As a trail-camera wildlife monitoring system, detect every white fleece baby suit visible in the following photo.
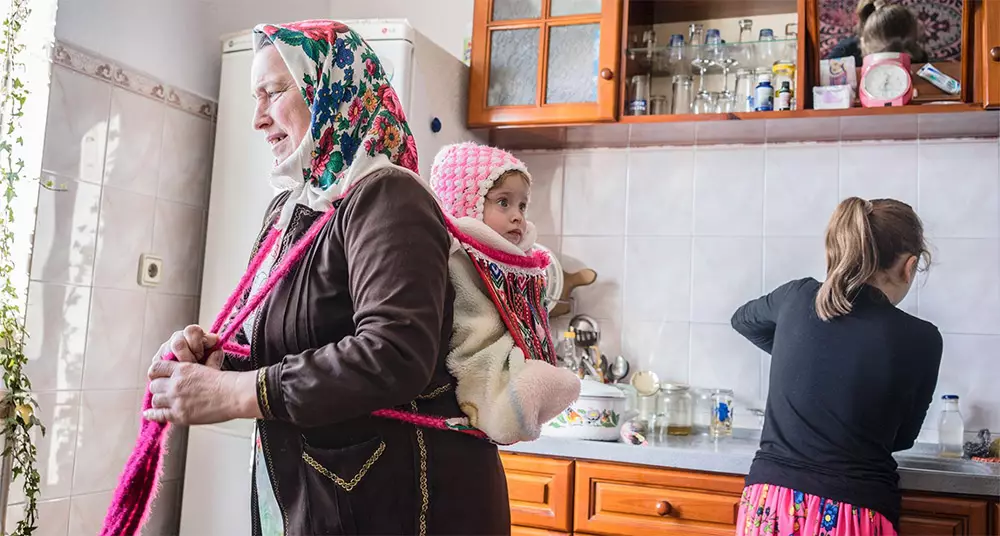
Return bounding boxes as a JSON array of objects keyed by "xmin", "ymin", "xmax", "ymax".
[{"xmin": 430, "ymin": 142, "xmax": 580, "ymax": 445}]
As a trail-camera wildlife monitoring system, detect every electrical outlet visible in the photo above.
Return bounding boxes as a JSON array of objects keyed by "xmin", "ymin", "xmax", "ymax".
[{"xmin": 138, "ymin": 254, "xmax": 163, "ymax": 287}]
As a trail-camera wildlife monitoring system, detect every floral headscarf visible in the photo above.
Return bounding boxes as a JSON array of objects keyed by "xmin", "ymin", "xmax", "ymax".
[{"xmin": 254, "ymin": 20, "xmax": 420, "ymax": 228}]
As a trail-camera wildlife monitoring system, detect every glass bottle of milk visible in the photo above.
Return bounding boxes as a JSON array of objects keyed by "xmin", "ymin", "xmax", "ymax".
[{"xmin": 937, "ymin": 395, "xmax": 965, "ymax": 458}]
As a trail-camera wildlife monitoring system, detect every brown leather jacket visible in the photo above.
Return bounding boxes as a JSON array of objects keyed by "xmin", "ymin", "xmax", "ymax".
[{"xmin": 226, "ymin": 169, "xmax": 510, "ymax": 535}]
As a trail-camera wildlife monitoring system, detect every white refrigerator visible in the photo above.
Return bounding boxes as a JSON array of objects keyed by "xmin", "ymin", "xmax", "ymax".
[{"xmin": 180, "ymin": 20, "xmax": 480, "ymax": 535}]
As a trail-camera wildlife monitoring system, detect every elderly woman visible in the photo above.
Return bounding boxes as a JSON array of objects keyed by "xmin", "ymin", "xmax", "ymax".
[{"xmin": 144, "ymin": 20, "xmax": 510, "ymax": 535}]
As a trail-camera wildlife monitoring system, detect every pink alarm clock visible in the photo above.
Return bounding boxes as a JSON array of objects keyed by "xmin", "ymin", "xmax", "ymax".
[{"xmin": 860, "ymin": 52, "xmax": 913, "ymax": 108}]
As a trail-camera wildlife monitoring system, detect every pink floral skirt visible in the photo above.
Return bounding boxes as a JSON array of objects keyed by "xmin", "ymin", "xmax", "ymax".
[{"xmin": 736, "ymin": 484, "xmax": 897, "ymax": 536}]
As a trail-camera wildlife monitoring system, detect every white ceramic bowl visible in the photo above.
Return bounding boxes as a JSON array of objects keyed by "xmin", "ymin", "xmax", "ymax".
[{"xmin": 541, "ymin": 379, "xmax": 637, "ymax": 441}]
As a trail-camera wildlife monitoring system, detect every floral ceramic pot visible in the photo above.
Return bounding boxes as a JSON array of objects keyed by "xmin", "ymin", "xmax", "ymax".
[{"xmin": 542, "ymin": 379, "xmax": 637, "ymax": 441}]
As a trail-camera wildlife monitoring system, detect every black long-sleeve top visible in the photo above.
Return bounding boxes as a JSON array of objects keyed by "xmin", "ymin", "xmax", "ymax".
[{"xmin": 731, "ymin": 278, "xmax": 943, "ymax": 528}]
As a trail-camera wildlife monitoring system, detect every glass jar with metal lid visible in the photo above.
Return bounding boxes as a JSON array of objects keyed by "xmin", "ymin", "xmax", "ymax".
[{"xmin": 655, "ymin": 384, "xmax": 693, "ymax": 438}]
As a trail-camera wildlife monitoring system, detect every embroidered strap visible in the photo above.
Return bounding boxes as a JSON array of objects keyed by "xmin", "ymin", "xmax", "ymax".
[{"xmin": 465, "ymin": 247, "xmax": 557, "ymax": 366}]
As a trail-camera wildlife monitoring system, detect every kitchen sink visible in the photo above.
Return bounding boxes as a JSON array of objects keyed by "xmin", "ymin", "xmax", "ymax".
[{"xmin": 895, "ymin": 456, "xmax": 994, "ymax": 475}]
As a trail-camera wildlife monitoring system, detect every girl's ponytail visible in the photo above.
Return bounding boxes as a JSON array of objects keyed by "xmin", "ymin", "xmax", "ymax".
[{"xmin": 816, "ymin": 197, "xmax": 880, "ymax": 320}]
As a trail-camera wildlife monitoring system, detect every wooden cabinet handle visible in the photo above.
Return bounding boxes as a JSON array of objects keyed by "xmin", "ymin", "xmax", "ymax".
[
  {"xmin": 656, "ymin": 501, "xmax": 672, "ymax": 516},
  {"xmin": 600, "ymin": 68, "xmax": 614, "ymax": 81},
  {"xmin": 992, "ymin": 47, "xmax": 1000, "ymax": 62}
]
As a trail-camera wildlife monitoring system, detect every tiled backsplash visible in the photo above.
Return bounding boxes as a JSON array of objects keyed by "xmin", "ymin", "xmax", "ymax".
[
  {"xmin": 16, "ymin": 42, "xmax": 214, "ymax": 535},
  {"xmin": 518, "ymin": 136, "xmax": 1000, "ymax": 434}
]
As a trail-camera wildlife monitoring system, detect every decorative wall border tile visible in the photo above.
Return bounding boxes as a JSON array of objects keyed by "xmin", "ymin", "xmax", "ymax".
[{"xmin": 52, "ymin": 40, "xmax": 217, "ymax": 122}]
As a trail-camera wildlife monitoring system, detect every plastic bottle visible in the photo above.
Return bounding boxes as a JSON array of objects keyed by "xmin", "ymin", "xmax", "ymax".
[
  {"xmin": 754, "ymin": 74, "xmax": 774, "ymax": 112},
  {"xmin": 775, "ymin": 81, "xmax": 792, "ymax": 111},
  {"xmin": 938, "ymin": 394, "xmax": 965, "ymax": 458}
]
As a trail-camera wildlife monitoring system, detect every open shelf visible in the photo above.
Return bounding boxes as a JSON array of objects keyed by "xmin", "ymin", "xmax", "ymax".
[
  {"xmin": 626, "ymin": 38, "xmax": 798, "ymax": 77},
  {"xmin": 619, "ymin": 102, "xmax": 986, "ymax": 124},
  {"xmin": 487, "ymin": 106, "xmax": 999, "ymax": 151}
]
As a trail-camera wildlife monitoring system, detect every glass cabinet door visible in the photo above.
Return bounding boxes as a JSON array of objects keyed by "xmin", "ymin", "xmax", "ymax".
[
  {"xmin": 549, "ymin": 0, "xmax": 601, "ymax": 17},
  {"xmin": 469, "ymin": 0, "xmax": 622, "ymax": 126},
  {"xmin": 487, "ymin": 28, "xmax": 540, "ymax": 107},
  {"xmin": 545, "ymin": 23, "xmax": 601, "ymax": 104},
  {"xmin": 492, "ymin": 0, "xmax": 542, "ymax": 21}
]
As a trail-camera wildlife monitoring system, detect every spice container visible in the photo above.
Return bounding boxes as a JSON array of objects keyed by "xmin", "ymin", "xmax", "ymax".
[
  {"xmin": 656, "ymin": 384, "xmax": 693, "ymax": 438},
  {"xmin": 710, "ymin": 389, "xmax": 734, "ymax": 438}
]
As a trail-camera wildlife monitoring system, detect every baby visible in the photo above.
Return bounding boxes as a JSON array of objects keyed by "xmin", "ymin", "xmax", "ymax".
[{"xmin": 430, "ymin": 142, "xmax": 580, "ymax": 445}]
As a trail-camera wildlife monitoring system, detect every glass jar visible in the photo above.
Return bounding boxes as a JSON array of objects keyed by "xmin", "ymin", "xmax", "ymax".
[
  {"xmin": 734, "ymin": 68, "xmax": 755, "ymax": 112},
  {"xmin": 710, "ymin": 389, "xmax": 734, "ymax": 438},
  {"xmin": 691, "ymin": 388, "xmax": 713, "ymax": 435},
  {"xmin": 670, "ymin": 75, "xmax": 693, "ymax": 115},
  {"xmin": 657, "ymin": 384, "xmax": 693, "ymax": 437}
]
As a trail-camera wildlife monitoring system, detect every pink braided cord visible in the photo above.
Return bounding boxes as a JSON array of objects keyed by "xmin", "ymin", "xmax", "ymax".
[
  {"xmin": 222, "ymin": 341, "xmax": 251, "ymax": 357},
  {"xmin": 371, "ymin": 409, "xmax": 489, "ymax": 440},
  {"xmin": 211, "ymin": 228, "xmax": 281, "ymax": 335}
]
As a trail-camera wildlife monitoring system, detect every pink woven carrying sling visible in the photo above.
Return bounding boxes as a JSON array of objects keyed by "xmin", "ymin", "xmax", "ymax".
[{"xmin": 101, "ymin": 200, "xmax": 487, "ymax": 536}]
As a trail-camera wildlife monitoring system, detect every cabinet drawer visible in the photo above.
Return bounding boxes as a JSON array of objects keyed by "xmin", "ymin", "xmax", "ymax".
[
  {"xmin": 574, "ymin": 461, "xmax": 745, "ymax": 536},
  {"xmin": 899, "ymin": 494, "xmax": 989, "ymax": 536},
  {"xmin": 501, "ymin": 453, "xmax": 574, "ymax": 532}
]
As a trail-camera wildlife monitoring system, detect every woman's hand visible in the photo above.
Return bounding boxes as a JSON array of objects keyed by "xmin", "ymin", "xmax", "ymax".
[
  {"xmin": 143, "ymin": 362, "xmax": 261, "ymax": 424},
  {"xmin": 158, "ymin": 325, "xmax": 222, "ymax": 368},
  {"xmin": 143, "ymin": 324, "xmax": 262, "ymax": 424}
]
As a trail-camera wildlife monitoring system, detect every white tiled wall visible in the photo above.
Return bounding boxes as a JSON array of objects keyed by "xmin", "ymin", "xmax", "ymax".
[
  {"xmin": 16, "ymin": 62, "xmax": 214, "ymax": 535},
  {"xmin": 520, "ymin": 136, "xmax": 1000, "ymax": 434}
]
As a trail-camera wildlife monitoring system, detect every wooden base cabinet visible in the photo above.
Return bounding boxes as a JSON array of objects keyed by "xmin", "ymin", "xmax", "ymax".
[
  {"xmin": 502, "ymin": 453, "xmax": 998, "ymax": 536},
  {"xmin": 899, "ymin": 495, "xmax": 990, "ymax": 536},
  {"xmin": 501, "ymin": 454, "xmax": 574, "ymax": 533},
  {"xmin": 573, "ymin": 461, "xmax": 745, "ymax": 535}
]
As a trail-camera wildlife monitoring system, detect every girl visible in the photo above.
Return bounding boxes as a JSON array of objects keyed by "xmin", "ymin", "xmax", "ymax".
[
  {"xmin": 429, "ymin": 142, "xmax": 580, "ymax": 445},
  {"xmin": 731, "ymin": 197, "xmax": 942, "ymax": 536},
  {"xmin": 829, "ymin": 0, "xmax": 927, "ymax": 66}
]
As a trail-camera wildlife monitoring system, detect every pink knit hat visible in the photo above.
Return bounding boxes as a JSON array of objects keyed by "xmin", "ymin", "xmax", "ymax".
[{"xmin": 430, "ymin": 142, "xmax": 532, "ymax": 220}]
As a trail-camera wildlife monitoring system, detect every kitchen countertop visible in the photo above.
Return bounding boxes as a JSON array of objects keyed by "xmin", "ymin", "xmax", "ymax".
[{"xmin": 500, "ymin": 433, "xmax": 1000, "ymax": 497}]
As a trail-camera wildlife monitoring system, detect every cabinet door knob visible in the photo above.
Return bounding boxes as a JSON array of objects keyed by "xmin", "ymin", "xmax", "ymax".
[
  {"xmin": 992, "ymin": 47, "xmax": 1000, "ymax": 62},
  {"xmin": 600, "ymin": 68, "xmax": 614, "ymax": 81},
  {"xmin": 656, "ymin": 501, "xmax": 672, "ymax": 516}
]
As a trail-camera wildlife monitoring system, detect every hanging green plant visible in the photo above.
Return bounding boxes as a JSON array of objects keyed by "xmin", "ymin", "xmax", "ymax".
[{"xmin": 0, "ymin": 0, "xmax": 45, "ymax": 534}]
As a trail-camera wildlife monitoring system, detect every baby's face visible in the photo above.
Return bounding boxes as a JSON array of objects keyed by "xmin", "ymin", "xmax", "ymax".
[{"xmin": 483, "ymin": 172, "xmax": 530, "ymax": 245}]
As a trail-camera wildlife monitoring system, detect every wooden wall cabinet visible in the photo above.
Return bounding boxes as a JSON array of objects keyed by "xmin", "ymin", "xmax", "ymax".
[
  {"xmin": 467, "ymin": 0, "xmax": 623, "ymax": 127},
  {"xmin": 469, "ymin": 0, "xmax": 1000, "ymax": 129},
  {"xmin": 502, "ymin": 453, "xmax": 999, "ymax": 536},
  {"xmin": 982, "ymin": 0, "xmax": 1000, "ymax": 108}
]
